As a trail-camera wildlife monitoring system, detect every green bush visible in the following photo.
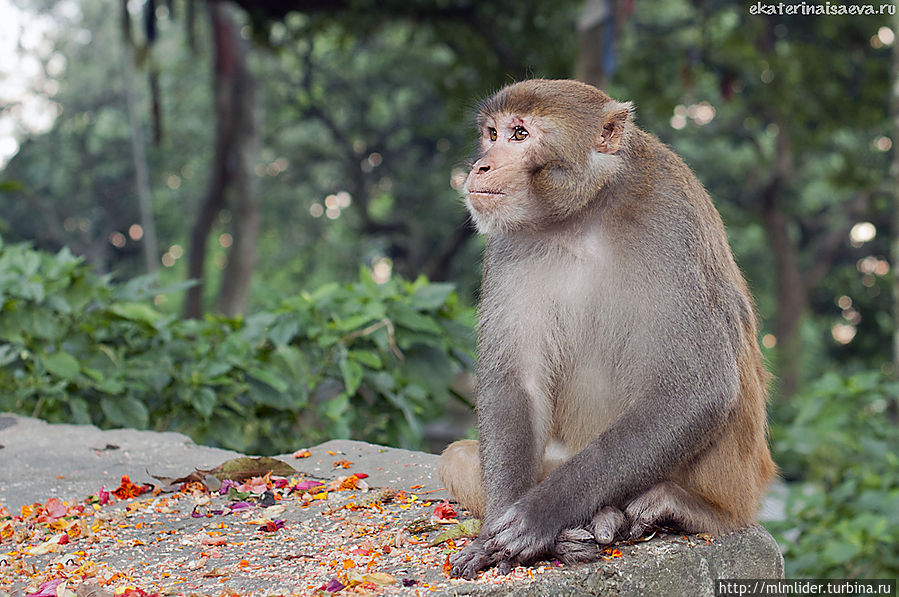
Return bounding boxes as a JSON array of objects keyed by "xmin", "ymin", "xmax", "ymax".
[
  {"xmin": 0, "ymin": 237, "xmax": 475, "ymax": 453},
  {"xmin": 768, "ymin": 371, "xmax": 899, "ymax": 578}
]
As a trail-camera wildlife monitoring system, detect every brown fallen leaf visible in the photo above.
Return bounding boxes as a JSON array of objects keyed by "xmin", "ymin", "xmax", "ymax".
[
  {"xmin": 429, "ymin": 518, "xmax": 482, "ymax": 547},
  {"xmin": 152, "ymin": 457, "xmax": 297, "ymax": 490},
  {"xmin": 75, "ymin": 583, "xmax": 113, "ymax": 597},
  {"xmin": 364, "ymin": 571, "xmax": 397, "ymax": 585},
  {"xmin": 201, "ymin": 456, "xmax": 298, "ymax": 481},
  {"xmin": 149, "ymin": 470, "xmax": 222, "ymax": 493},
  {"xmin": 202, "ymin": 567, "xmax": 229, "ymax": 578}
]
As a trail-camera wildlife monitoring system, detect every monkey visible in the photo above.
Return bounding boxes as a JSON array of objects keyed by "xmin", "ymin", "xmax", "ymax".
[{"xmin": 437, "ymin": 79, "xmax": 776, "ymax": 579}]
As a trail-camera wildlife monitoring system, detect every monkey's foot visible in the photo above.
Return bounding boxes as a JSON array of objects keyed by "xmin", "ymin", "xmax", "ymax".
[
  {"xmin": 592, "ymin": 505, "xmax": 627, "ymax": 544},
  {"xmin": 449, "ymin": 540, "xmax": 514, "ymax": 579},
  {"xmin": 624, "ymin": 481, "xmax": 725, "ymax": 539},
  {"xmin": 553, "ymin": 528, "xmax": 605, "ymax": 564},
  {"xmin": 481, "ymin": 502, "xmax": 560, "ymax": 564}
]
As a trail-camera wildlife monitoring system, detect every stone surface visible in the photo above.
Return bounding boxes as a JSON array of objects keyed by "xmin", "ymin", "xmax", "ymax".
[
  {"xmin": 0, "ymin": 413, "xmax": 784, "ymax": 596},
  {"xmin": 0, "ymin": 413, "xmax": 240, "ymax": 510}
]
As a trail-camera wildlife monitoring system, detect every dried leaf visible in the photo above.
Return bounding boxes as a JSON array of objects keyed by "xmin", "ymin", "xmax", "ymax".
[
  {"xmin": 150, "ymin": 470, "xmax": 222, "ymax": 493},
  {"xmin": 43, "ymin": 497, "xmax": 67, "ymax": 520},
  {"xmin": 432, "ymin": 500, "xmax": 457, "ymax": 520},
  {"xmin": 198, "ymin": 457, "xmax": 297, "ymax": 482},
  {"xmin": 346, "ymin": 568, "xmax": 365, "ymax": 585},
  {"xmin": 353, "ymin": 487, "xmax": 396, "ymax": 509},
  {"xmin": 405, "ymin": 516, "xmax": 441, "ymax": 535},
  {"xmin": 111, "ymin": 475, "xmax": 151, "ymax": 500},
  {"xmin": 363, "ymin": 572, "xmax": 396, "ymax": 586},
  {"xmin": 75, "ymin": 583, "xmax": 113, "ymax": 597},
  {"xmin": 429, "ymin": 518, "xmax": 481, "ymax": 546},
  {"xmin": 201, "ymin": 567, "xmax": 229, "ymax": 578}
]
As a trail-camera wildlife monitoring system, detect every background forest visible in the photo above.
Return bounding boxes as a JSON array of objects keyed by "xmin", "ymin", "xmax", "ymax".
[{"xmin": 0, "ymin": 0, "xmax": 897, "ymax": 580}]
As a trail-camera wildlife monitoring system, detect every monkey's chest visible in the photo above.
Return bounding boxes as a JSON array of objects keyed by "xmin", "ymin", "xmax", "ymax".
[{"xmin": 493, "ymin": 259, "xmax": 628, "ymax": 449}]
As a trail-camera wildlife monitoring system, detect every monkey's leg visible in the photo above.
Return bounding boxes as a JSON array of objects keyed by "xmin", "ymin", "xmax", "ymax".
[
  {"xmin": 441, "ymin": 438, "xmax": 571, "ymax": 575},
  {"xmin": 437, "ymin": 439, "xmax": 486, "ymax": 518},
  {"xmin": 625, "ymin": 481, "xmax": 728, "ymax": 539}
]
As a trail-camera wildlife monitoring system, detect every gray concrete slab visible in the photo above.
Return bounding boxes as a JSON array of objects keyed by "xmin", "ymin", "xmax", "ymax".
[
  {"xmin": 0, "ymin": 413, "xmax": 241, "ymax": 510},
  {"xmin": 0, "ymin": 414, "xmax": 783, "ymax": 596}
]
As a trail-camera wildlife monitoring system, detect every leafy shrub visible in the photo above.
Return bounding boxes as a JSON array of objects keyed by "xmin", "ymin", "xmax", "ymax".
[
  {"xmin": 0, "ymin": 237, "xmax": 475, "ymax": 453},
  {"xmin": 768, "ymin": 371, "xmax": 899, "ymax": 578}
]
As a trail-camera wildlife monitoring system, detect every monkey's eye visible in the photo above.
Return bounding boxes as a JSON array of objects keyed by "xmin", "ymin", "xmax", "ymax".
[
  {"xmin": 511, "ymin": 126, "xmax": 529, "ymax": 141},
  {"xmin": 487, "ymin": 127, "xmax": 498, "ymax": 142}
]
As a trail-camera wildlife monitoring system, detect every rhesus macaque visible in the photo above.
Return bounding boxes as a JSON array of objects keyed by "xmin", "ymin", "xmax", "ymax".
[{"xmin": 437, "ymin": 79, "xmax": 776, "ymax": 579}]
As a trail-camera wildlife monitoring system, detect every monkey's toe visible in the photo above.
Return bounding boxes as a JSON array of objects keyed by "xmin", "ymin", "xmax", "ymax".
[
  {"xmin": 450, "ymin": 541, "xmax": 491, "ymax": 579},
  {"xmin": 553, "ymin": 528, "xmax": 603, "ymax": 564},
  {"xmin": 592, "ymin": 506, "xmax": 627, "ymax": 545},
  {"xmin": 495, "ymin": 559, "xmax": 514, "ymax": 575}
]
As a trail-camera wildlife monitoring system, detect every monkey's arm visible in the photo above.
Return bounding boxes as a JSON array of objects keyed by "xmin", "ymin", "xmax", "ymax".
[
  {"xmin": 480, "ymin": 318, "xmax": 741, "ymax": 564},
  {"xmin": 476, "ymin": 371, "xmax": 546, "ymax": 518},
  {"xmin": 449, "ymin": 339, "xmax": 550, "ymax": 578}
]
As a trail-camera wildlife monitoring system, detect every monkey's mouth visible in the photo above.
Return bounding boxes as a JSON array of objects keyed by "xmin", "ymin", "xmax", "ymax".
[{"xmin": 467, "ymin": 190, "xmax": 505, "ymax": 212}]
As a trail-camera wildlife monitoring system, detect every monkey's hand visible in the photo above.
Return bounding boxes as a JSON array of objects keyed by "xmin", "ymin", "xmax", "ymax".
[
  {"xmin": 449, "ymin": 538, "xmax": 515, "ymax": 579},
  {"xmin": 480, "ymin": 498, "xmax": 560, "ymax": 564}
]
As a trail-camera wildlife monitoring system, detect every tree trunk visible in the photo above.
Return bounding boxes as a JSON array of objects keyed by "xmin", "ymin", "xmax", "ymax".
[
  {"xmin": 892, "ymin": 4, "xmax": 899, "ymax": 376},
  {"xmin": 216, "ymin": 62, "xmax": 260, "ymax": 316},
  {"xmin": 762, "ymin": 190, "xmax": 805, "ymax": 399},
  {"xmin": 576, "ymin": 0, "xmax": 619, "ymax": 88},
  {"xmin": 760, "ymin": 127, "xmax": 804, "ymax": 399},
  {"xmin": 120, "ymin": 0, "xmax": 159, "ymax": 275},
  {"xmin": 424, "ymin": 222, "xmax": 474, "ymax": 282},
  {"xmin": 184, "ymin": 2, "xmax": 259, "ymax": 318}
]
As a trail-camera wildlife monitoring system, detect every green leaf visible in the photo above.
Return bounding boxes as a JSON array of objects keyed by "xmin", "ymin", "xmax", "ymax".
[
  {"xmin": 246, "ymin": 367, "xmax": 289, "ymax": 394},
  {"xmin": 108, "ymin": 302, "xmax": 162, "ymax": 325},
  {"xmin": 323, "ymin": 393, "xmax": 350, "ymax": 421},
  {"xmin": 0, "ymin": 180, "xmax": 23, "ymax": 192},
  {"xmin": 392, "ymin": 305, "xmax": 443, "ymax": 335},
  {"xmin": 100, "ymin": 395, "xmax": 149, "ymax": 429},
  {"xmin": 22, "ymin": 309, "xmax": 60, "ymax": 340},
  {"xmin": 409, "ymin": 282, "xmax": 455, "ymax": 310},
  {"xmin": 429, "ymin": 519, "xmax": 481, "ymax": 546},
  {"xmin": 68, "ymin": 397, "xmax": 91, "ymax": 424},
  {"xmin": 267, "ymin": 318, "xmax": 300, "ymax": 346},
  {"xmin": 334, "ymin": 313, "xmax": 377, "ymax": 332},
  {"xmin": 340, "ymin": 354, "xmax": 364, "ymax": 395},
  {"xmin": 18, "ymin": 280, "xmax": 45, "ymax": 302},
  {"xmin": 349, "ymin": 349, "xmax": 382, "ymax": 369},
  {"xmin": 194, "ymin": 387, "xmax": 217, "ymax": 418},
  {"xmin": 94, "ymin": 377, "xmax": 124, "ymax": 394},
  {"xmin": 42, "ymin": 351, "xmax": 81, "ymax": 379},
  {"xmin": 0, "ymin": 344, "xmax": 17, "ymax": 366}
]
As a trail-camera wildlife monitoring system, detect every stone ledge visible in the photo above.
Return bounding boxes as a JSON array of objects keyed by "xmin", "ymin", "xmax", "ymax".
[{"xmin": 0, "ymin": 414, "xmax": 784, "ymax": 596}]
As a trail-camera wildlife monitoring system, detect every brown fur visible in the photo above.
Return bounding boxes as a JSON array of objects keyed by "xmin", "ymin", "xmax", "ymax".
[{"xmin": 439, "ymin": 79, "xmax": 776, "ymax": 578}]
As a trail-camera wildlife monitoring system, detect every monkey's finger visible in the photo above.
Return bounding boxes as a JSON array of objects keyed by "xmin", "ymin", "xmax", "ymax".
[
  {"xmin": 496, "ymin": 559, "xmax": 515, "ymax": 576},
  {"xmin": 449, "ymin": 542, "xmax": 492, "ymax": 579}
]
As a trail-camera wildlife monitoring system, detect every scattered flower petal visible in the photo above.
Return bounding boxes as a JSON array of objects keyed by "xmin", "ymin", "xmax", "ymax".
[{"xmin": 432, "ymin": 500, "xmax": 457, "ymax": 520}]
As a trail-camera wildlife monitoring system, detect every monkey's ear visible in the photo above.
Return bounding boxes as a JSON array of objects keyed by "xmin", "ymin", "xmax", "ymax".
[{"xmin": 596, "ymin": 101, "xmax": 632, "ymax": 155}]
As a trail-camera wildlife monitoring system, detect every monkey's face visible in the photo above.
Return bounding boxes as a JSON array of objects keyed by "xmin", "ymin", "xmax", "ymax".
[
  {"xmin": 464, "ymin": 112, "xmax": 550, "ymax": 235},
  {"xmin": 463, "ymin": 80, "xmax": 632, "ymax": 235}
]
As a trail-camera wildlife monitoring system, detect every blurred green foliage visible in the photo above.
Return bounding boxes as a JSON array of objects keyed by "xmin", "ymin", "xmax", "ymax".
[
  {"xmin": 0, "ymin": 236, "xmax": 474, "ymax": 453},
  {"xmin": 768, "ymin": 372, "xmax": 899, "ymax": 578}
]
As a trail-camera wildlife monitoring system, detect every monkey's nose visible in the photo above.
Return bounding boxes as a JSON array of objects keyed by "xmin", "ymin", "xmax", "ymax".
[{"xmin": 478, "ymin": 164, "xmax": 491, "ymax": 174}]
